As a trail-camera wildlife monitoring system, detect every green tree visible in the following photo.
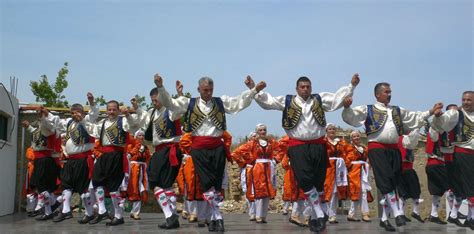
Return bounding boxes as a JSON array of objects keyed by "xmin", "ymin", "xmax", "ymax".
[{"xmin": 30, "ymin": 62, "xmax": 70, "ymax": 108}]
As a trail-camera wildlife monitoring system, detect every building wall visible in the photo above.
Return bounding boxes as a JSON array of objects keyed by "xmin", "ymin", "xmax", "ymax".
[{"xmin": 0, "ymin": 89, "xmax": 19, "ymax": 216}]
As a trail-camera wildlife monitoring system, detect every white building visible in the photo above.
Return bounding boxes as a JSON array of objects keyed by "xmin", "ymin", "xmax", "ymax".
[{"xmin": 0, "ymin": 88, "xmax": 19, "ymax": 216}]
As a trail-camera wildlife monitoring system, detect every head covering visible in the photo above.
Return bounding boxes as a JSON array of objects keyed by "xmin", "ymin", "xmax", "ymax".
[
  {"xmin": 255, "ymin": 123, "xmax": 267, "ymax": 132},
  {"xmin": 134, "ymin": 129, "xmax": 145, "ymax": 138},
  {"xmin": 248, "ymin": 132, "xmax": 257, "ymax": 139},
  {"xmin": 350, "ymin": 130, "xmax": 361, "ymax": 140},
  {"xmin": 325, "ymin": 123, "xmax": 336, "ymax": 129}
]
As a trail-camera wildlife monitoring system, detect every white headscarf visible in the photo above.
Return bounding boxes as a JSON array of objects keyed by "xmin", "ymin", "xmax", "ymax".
[
  {"xmin": 134, "ymin": 129, "xmax": 145, "ymax": 138},
  {"xmin": 325, "ymin": 123, "xmax": 336, "ymax": 129},
  {"xmin": 255, "ymin": 123, "xmax": 267, "ymax": 132},
  {"xmin": 247, "ymin": 132, "xmax": 257, "ymax": 139}
]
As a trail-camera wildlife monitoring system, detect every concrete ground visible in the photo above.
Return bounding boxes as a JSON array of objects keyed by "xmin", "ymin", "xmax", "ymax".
[{"xmin": 0, "ymin": 213, "xmax": 472, "ymax": 233}]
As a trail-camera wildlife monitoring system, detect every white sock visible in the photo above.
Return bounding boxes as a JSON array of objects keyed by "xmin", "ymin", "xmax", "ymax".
[
  {"xmin": 304, "ymin": 187, "xmax": 324, "ymax": 219},
  {"xmin": 110, "ymin": 191, "xmax": 123, "ymax": 219},
  {"xmin": 94, "ymin": 186, "xmax": 107, "ymax": 215},
  {"xmin": 431, "ymin": 195, "xmax": 440, "ymax": 217},
  {"xmin": 249, "ymin": 201, "xmax": 256, "ymax": 217},
  {"xmin": 328, "ymin": 193, "xmax": 338, "ymax": 217},
  {"xmin": 80, "ymin": 192, "xmax": 94, "ymax": 217},
  {"xmin": 386, "ymin": 191, "xmax": 401, "ymax": 217},
  {"xmin": 291, "ymin": 201, "xmax": 299, "ymax": 217},
  {"xmin": 361, "ymin": 191, "xmax": 369, "ymax": 214},
  {"xmin": 26, "ymin": 193, "xmax": 37, "ymax": 212},
  {"xmin": 36, "ymin": 193, "xmax": 45, "ymax": 211},
  {"xmin": 399, "ymin": 198, "xmax": 406, "ymax": 215},
  {"xmin": 255, "ymin": 199, "xmax": 264, "ymax": 218},
  {"xmin": 154, "ymin": 188, "xmax": 172, "ymax": 218},
  {"xmin": 283, "ymin": 201, "xmax": 290, "ymax": 212},
  {"xmin": 446, "ymin": 191, "xmax": 454, "ymax": 210},
  {"xmin": 131, "ymin": 201, "xmax": 141, "ymax": 215},
  {"xmin": 450, "ymin": 197, "xmax": 462, "ymax": 219},
  {"xmin": 164, "ymin": 189, "xmax": 178, "ymax": 215},
  {"xmin": 61, "ymin": 189, "xmax": 72, "ymax": 213},
  {"xmin": 41, "ymin": 191, "xmax": 52, "ymax": 215},
  {"xmin": 197, "ymin": 200, "xmax": 208, "ymax": 221},
  {"xmin": 348, "ymin": 201, "xmax": 357, "ymax": 217}
]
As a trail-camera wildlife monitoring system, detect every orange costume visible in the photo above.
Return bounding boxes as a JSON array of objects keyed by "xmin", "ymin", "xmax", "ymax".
[
  {"xmin": 345, "ymin": 144, "xmax": 371, "ymax": 201},
  {"xmin": 231, "ymin": 137, "xmax": 279, "ymax": 201},
  {"xmin": 324, "ymin": 138, "xmax": 349, "ymax": 202},
  {"xmin": 126, "ymin": 139, "xmax": 152, "ymax": 202}
]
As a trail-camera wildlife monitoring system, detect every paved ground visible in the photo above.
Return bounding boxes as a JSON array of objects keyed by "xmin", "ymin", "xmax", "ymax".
[{"xmin": 0, "ymin": 213, "xmax": 472, "ymax": 233}]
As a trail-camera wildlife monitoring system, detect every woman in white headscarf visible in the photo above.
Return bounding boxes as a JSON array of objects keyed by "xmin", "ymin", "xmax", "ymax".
[
  {"xmin": 231, "ymin": 123, "xmax": 280, "ymax": 223},
  {"xmin": 127, "ymin": 130, "xmax": 151, "ymax": 220},
  {"xmin": 345, "ymin": 130, "xmax": 371, "ymax": 222}
]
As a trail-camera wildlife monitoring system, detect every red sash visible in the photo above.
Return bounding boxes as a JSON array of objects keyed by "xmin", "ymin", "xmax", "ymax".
[
  {"xmin": 155, "ymin": 143, "xmax": 179, "ymax": 167},
  {"xmin": 192, "ymin": 136, "xmax": 231, "ymax": 162},
  {"xmin": 33, "ymin": 150, "xmax": 52, "ymax": 159},
  {"xmin": 68, "ymin": 151, "xmax": 94, "ymax": 179},
  {"xmin": 288, "ymin": 137, "xmax": 325, "ymax": 147},
  {"xmin": 368, "ymin": 142, "xmax": 398, "ymax": 150},
  {"xmin": 454, "ymin": 146, "xmax": 474, "ymax": 155}
]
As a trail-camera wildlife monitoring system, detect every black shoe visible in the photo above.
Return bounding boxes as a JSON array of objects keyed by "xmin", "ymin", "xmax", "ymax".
[
  {"xmin": 428, "ymin": 216, "xmax": 447, "ymax": 225},
  {"xmin": 447, "ymin": 216, "xmax": 466, "ymax": 227},
  {"xmin": 28, "ymin": 208, "xmax": 44, "ymax": 217},
  {"xmin": 208, "ymin": 220, "xmax": 217, "ymax": 232},
  {"xmin": 78, "ymin": 215, "xmax": 94, "ymax": 224},
  {"xmin": 317, "ymin": 218, "xmax": 326, "ymax": 232},
  {"xmin": 458, "ymin": 212, "xmax": 467, "ymax": 220},
  {"xmin": 309, "ymin": 219, "xmax": 320, "ymax": 232},
  {"xmin": 89, "ymin": 213, "xmax": 109, "ymax": 225},
  {"xmin": 50, "ymin": 202, "xmax": 61, "ymax": 215},
  {"xmin": 323, "ymin": 214, "xmax": 329, "ymax": 223},
  {"xmin": 411, "ymin": 213, "xmax": 424, "ymax": 223},
  {"xmin": 395, "ymin": 215, "xmax": 407, "ymax": 226},
  {"xmin": 35, "ymin": 213, "xmax": 54, "ymax": 221},
  {"xmin": 468, "ymin": 219, "xmax": 474, "ymax": 230},
  {"xmin": 106, "ymin": 217, "xmax": 124, "ymax": 226},
  {"xmin": 158, "ymin": 214, "xmax": 180, "ymax": 229},
  {"xmin": 52, "ymin": 211, "xmax": 73, "ymax": 222},
  {"xmin": 379, "ymin": 220, "xmax": 396, "ymax": 232},
  {"xmin": 402, "ymin": 214, "xmax": 411, "ymax": 222},
  {"xmin": 216, "ymin": 219, "xmax": 225, "ymax": 232}
]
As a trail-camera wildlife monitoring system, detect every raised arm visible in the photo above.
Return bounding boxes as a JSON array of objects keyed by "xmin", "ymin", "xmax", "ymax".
[
  {"xmin": 400, "ymin": 102, "xmax": 442, "ymax": 131},
  {"xmin": 431, "ymin": 109, "xmax": 459, "ymax": 133},
  {"xmin": 220, "ymin": 76, "xmax": 263, "ymax": 114},
  {"xmin": 320, "ymin": 73, "xmax": 359, "ymax": 112},
  {"xmin": 154, "ymin": 73, "xmax": 189, "ymax": 116},
  {"xmin": 342, "ymin": 96, "xmax": 368, "ymax": 128}
]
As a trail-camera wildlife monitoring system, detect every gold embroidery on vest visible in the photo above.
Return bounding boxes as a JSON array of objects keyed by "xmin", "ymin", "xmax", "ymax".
[
  {"xmin": 105, "ymin": 120, "xmax": 123, "ymax": 144},
  {"xmin": 66, "ymin": 122, "xmax": 83, "ymax": 145},
  {"xmin": 457, "ymin": 114, "xmax": 474, "ymax": 143}
]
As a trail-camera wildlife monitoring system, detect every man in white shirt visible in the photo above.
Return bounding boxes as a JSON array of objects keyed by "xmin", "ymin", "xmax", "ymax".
[
  {"xmin": 253, "ymin": 73, "xmax": 360, "ymax": 232},
  {"xmin": 342, "ymin": 82, "xmax": 442, "ymax": 231},
  {"xmin": 155, "ymin": 73, "xmax": 265, "ymax": 232},
  {"xmin": 431, "ymin": 90, "xmax": 474, "ymax": 230}
]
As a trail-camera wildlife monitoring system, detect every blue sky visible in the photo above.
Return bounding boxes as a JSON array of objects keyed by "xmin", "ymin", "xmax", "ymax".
[{"xmin": 1, "ymin": 0, "xmax": 472, "ymax": 140}]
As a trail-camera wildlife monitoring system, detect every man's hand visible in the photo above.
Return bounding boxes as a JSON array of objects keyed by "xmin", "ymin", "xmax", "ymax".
[
  {"xmin": 120, "ymin": 106, "xmax": 130, "ymax": 117},
  {"xmin": 343, "ymin": 96, "xmax": 353, "ymax": 108},
  {"xmin": 430, "ymin": 102, "xmax": 444, "ymax": 116},
  {"xmin": 21, "ymin": 120, "xmax": 30, "ymax": 128},
  {"xmin": 37, "ymin": 106, "xmax": 48, "ymax": 118},
  {"xmin": 351, "ymin": 73, "xmax": 360, "ymax": 87},
  {"xmin": 255, "ymin": 81, "xmax": 267, "ymax": 92},
  {"xmin": 87, "ymin": 92, "xmax": 95, "ymax": 106},
  {"xmin": 245, "ymin": 75, "xmax": 256, "ymax": 90},
  {"xmin": 154, "ymin": 73, "xmax": 163, "ymax": 87},
  {"xmin": 176, "ymin": 80, "xmax": 184, "ymax": 96}
]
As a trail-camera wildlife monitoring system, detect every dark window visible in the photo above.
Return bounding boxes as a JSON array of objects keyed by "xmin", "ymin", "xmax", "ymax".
[{"xmin": 0, "ymin": 115, "xmax": 8, "ymax": 141}]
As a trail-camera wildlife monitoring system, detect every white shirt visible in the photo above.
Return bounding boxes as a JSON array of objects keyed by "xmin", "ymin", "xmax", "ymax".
[
  {"xmin": 131, "ymin": 106, "xmax": 183, "ymax": 146},
  {"xmin": 431, "ymin": 108, "xmax": 474, "ymax": 150},
  {"xmin": 254, "ymin": 83, "xmax": 355, "ymax": 140},
  {"xmin": 49, "ymin": 105, "xmax": 99, "ymax": 155},
  {"xmin": 94, "ymin": 115, "xmax": 134, "ymax": 147},
  {"xmin": 342, "ymin": 101, "xmax": 430, "ymax": 144},
  {"xmin": 428, "ymin": 127, "xmax": 454, "ymax": 154},
  {"xmin": 156, "ymin": 86, "xmax": 257, "ymax": 137},
  {"xmin": 28, "ymin": 113, "xmax": 58, "ymax": 151}
]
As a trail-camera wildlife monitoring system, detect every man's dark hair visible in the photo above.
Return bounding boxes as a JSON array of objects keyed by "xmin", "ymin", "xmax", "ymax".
[
  {"xmin": 107, "ymin": 100, "xmax": 119, "ymax": 108},
  {"xmin": 296, "ymin": 76, "xmax": 311, "ymax": 87},
  {"xmin": 446, "ymin": 104, "xmax": 457, "ymax": 111},
  {"xmin": 374, "ymin": 82, "xmax": 390, "ymax": 96},
  {"xmin": 70, "ymin": 103, "xmax": 84, "ymax": 112},
  {"xmin": 462, "ymin": 90, "xmax": 474, "ymax": 96},
  {"xmin": 150, "ymin": 87, "xmax": 158, "ymax": 96}
]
